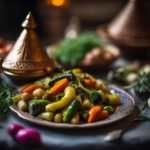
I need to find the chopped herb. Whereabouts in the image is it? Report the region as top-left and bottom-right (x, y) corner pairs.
(56, 92), (64, 101)
(79, 93), (86, 100)
(79, 93), (88, 100)
(0, 82), (16, 123)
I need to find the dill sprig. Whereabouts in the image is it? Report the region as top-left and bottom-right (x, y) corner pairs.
(0, 82), (16, 123)
(124, 72), (150, 93)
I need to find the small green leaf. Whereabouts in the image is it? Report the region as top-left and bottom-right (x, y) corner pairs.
(138, 114), (150, 121)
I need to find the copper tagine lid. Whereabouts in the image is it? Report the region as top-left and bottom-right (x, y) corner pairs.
(2, 12), (56, 80)
(108, 0), (150, 47)
(98, 0), (150, 47)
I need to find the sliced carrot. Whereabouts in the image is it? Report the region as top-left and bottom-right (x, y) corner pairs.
(95, 110), (108, 121)
(47, 78), (69, 95)
(23, 84), (44, 93)
(88, 106), (101, 123)
(91, 79), (96, 87)
(85, 79), (91, 86)
(85, 79), (96, 87)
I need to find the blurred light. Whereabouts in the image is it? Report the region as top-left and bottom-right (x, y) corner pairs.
(46, 0), (70, 7)
(52, 0), (65, 6)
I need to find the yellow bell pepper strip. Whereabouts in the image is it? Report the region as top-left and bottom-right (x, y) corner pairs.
(72, 68), (82, 74)
(13, 94), (23, 104)
(46, 86), (75, 112)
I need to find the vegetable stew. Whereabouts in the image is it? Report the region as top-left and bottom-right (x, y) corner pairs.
(13, 68), (121, 124)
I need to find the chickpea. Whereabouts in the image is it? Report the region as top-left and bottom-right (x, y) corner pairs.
(32, 88), (45, 99)
(18, 100), (27, 111)
(54, 113), (62, 123)
(73, 95), (82, 105)
(21, 93), (33, 101)
(82, 98), (91, 109)
(70, 111), (80, 124)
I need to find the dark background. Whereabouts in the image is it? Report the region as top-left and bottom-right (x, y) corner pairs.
(0, 0), (150, 45)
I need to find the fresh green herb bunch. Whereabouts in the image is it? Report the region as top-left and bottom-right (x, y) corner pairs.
(52, 32), (104, 66)
(0, 82), (16, 123)
(124, 72), (150, 94)
(109, 68), (127, 83)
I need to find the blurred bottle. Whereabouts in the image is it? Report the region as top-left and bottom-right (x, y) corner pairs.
(64, 16), (81, 39)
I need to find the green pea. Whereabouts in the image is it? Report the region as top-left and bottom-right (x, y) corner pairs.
(81, 113), (89, 121)
(103, 106), (114, 115)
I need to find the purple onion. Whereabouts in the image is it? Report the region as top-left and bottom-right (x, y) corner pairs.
(8, 123), (24, 138)
(14, 128), (42, 146)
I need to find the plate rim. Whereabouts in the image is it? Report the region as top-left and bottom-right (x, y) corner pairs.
(9, 84), (136, 128)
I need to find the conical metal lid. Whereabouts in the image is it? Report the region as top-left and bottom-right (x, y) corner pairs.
(2, 12), (55, 72)
(107, 0), (150, 47)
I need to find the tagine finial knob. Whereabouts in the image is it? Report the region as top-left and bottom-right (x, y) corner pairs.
(22, 12), (37, 29)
